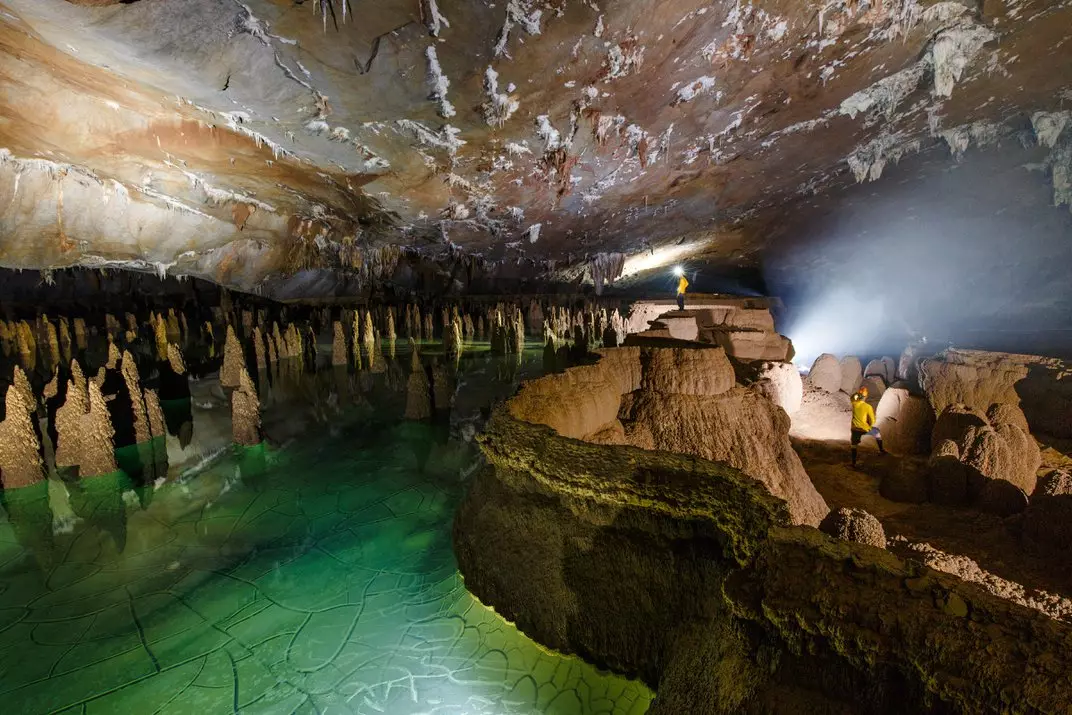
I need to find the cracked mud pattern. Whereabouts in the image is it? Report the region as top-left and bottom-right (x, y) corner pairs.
(0, 418), (652, 713)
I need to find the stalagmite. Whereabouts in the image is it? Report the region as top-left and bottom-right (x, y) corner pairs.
(231, 365), (261, 446)
(121, 350), (151, 444)
(145, 388), (165, 438)
(43, 320), (60, 366)
(414, 307), (424, 341)
(153, 313), (169, 357)
(477, 314), (485, 338)
(386, 307), (397, 340)
(513, 308), (525, 354)
(58, 318), (71, 362)
(167, 343), (187, 375)
(404, 345), (432, 420)
(423, 312), (434, 339)
(332, 320), (348, 366)
(73, 318), (86, 350)
(0, 367), (45, 489)
(16, 320), (35, 367)
(105, 313), (120, 337)
(221, 325), (244, 387)
(253, 326), (267, 369)
(444, 314), (463, 358)
(271, 322), (284, 363)
(126, 313), (138, 333)
(55, 376), (117, 478)
(363, 310), (376, 355)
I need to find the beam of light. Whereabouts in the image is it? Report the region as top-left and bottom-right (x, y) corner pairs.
(620, 241), (708, 279)
(784, 287), (889, 368)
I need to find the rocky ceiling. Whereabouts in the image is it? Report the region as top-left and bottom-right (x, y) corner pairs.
(0, 0), (1069, 298)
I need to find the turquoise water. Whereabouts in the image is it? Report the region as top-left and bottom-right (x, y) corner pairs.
(0, 347), (653, 714)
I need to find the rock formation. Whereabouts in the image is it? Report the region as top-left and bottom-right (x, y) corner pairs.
(819, 507), (887, 549)
(54, 374), (117, 478)
(231, 365), (261, 446)
(457, 353), (1072, 714)
(120, 350), (151, 444)
(807, 353), (842, 393)
(874, 386), (934, 455)
(220, 325), (244, 387)
(512, 346), (827, 526)
(332, 320), (348, 366)
(925, 402), (1040, 514)
(0, 367), (44, 489)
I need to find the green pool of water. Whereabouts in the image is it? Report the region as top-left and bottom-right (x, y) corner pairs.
(0, 350), (653, 714)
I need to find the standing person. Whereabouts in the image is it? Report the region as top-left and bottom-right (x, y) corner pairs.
(850, 386), (886, 467)
(675, 267), (688, 311)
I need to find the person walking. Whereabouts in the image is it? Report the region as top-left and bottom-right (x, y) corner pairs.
(851, 386), (886, 467)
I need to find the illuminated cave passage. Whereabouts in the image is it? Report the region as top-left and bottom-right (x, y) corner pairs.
(1, 0), (1071, 713)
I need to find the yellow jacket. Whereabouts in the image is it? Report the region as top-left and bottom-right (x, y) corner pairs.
(851, 398), (875, 431)
(677, 276), (689, 295)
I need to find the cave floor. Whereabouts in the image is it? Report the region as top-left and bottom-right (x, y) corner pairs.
(0, 347), (652, 715)
(795, 438), (1072, 605)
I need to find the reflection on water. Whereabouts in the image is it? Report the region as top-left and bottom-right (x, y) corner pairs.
(0, 343), (652, 714)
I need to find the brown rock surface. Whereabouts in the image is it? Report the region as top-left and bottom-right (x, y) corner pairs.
(639, 346), (734, 397)
(919, 349), (1028, 415)
(0, 369), (44, 489)
(839, 356), (863, 395)
(874, 387), (934, 455)
(620, 387), (828, 527)
(819, 507), (887, 549)
(806, 353), (842, 394)
(55, 377), (117, 478)
(231, 365), (260, 446)
(749, 361), (803, 416)
(220, 325), (243, 388)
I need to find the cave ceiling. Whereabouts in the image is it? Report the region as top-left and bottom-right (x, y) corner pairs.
(0, 0), (1069, 297)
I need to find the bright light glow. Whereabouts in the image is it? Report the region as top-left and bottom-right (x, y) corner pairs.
(673, 265), (684, 276)
(785, 287), (889, 368)
(620, 241), (707, 278)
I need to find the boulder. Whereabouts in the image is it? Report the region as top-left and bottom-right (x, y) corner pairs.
(875, 387), (934, 455)
(962, 426), (1015, 495)
(708, 328), (792, 361)
(932, 404), (987, 446)
(1034, 469), (1072, 498)
(620, 387), (829, 526)
(654, 312), (700, 341)
(790, 388), (852, 442)
(864, 359), (889, 385)
(976, 478), (1030, 517)
(839, 356), (863, 394)
(807, 353), (842, 393)
(918, 350), (1028, 415)
(819, 508), (887, 549)
(751, 361), (803, 416)
(640, 347), (735, 397)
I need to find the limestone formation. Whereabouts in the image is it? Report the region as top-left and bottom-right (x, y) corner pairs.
(444, 315), (463, 358)
(144, 388), (165, 438)
(0, 368), (44, 489)
(839, 356), (863, 394)
(874, 386), (934, 455)
(386, 307), (396, 340)
(927, 402), (1040, 513)
(332, 321), (348, 366)
(807, 353), (842, 393)
(639, 346), (735, 397)
(819, 508), (887, 549)
(919, 349), (1027, 416)
(58, 319), (72, 362)
(253, 327), (267, 370)
(231, 365), (261, 446)
(73, 318), (86, 350)
(153, 313), (169, 357)
(220, 325), (244, 387)
(747, 361), (803, 416)
(55, 378), (117, 478)
(423, 312), (434, 340)
(363, 311), (376, 355)
(431, 361), (455, 412)
(120, 350), (151, 444)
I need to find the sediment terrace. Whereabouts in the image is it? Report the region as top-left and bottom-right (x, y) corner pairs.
(454, 346), (1072, 714)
